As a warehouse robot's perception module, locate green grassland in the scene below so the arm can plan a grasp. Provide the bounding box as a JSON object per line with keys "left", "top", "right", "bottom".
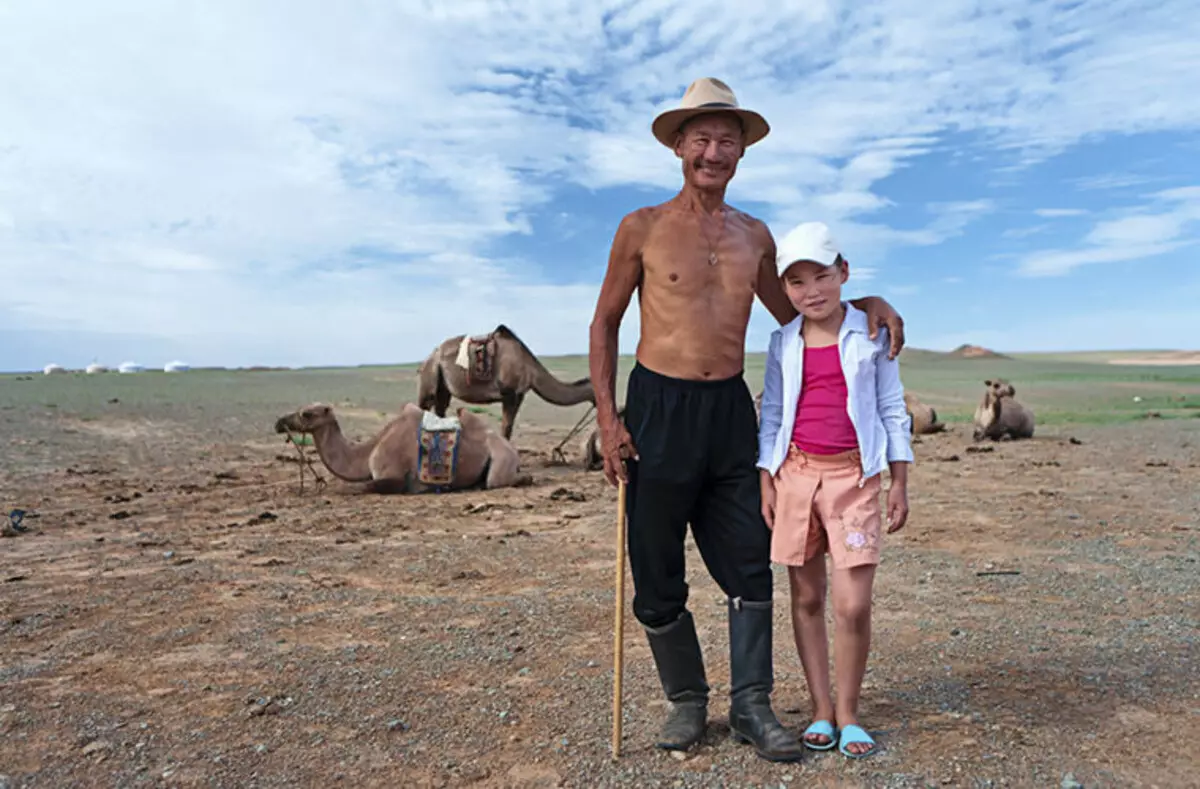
{"left": 3, "top": 349, "right": 1198, "bottom": 431}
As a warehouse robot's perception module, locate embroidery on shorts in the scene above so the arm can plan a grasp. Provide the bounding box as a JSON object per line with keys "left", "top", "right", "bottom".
{"left": 839, "top": 511, "right": 879, "bottom": 554}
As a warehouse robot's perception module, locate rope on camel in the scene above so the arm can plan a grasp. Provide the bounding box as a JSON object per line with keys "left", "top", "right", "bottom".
{"left": 551, "top": 405, "right": 596, "bottom": 463}
{"left": 283, "top": 430, "right": 326, "bottom": 493}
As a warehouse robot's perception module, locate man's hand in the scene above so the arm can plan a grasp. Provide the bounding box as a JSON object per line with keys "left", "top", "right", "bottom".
{"left": 760, "top": 470, "right": 777, "bottom": 529}
{"left": 600, "top": 419, "right": 638, "bottom": 487}
{"left": 855, "top": 296, "right": 905, "bottom": 359}
{"left": 886, "top": 482, "right": 908, "bottom": 533}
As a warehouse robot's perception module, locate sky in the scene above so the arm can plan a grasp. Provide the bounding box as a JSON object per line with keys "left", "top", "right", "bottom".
{"left": 2, "top": 0, "right": 1199, "bottom": 372}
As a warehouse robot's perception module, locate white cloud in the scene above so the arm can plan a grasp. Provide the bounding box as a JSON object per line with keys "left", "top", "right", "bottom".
{"left": 1034, "top": 208, "right": 1088, "bottom": 218}
{"left": 1003, "top": 224, "right": 1051, "bottom": 239}
{"left": 2, "top": 0, "right": 1199, "bottom": 368}
{"left": 1071, "top": 172, "right": 1166, "bottom": 192}
{"left": 1017, "top": 186, "right": 1200, "bottom": 276}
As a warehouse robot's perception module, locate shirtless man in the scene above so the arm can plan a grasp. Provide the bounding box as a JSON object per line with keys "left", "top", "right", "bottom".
{"left": 588, "top": 78, "right": 905, "bottom": 762}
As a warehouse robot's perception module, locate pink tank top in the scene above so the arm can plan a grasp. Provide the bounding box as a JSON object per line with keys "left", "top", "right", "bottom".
{"left": 791, "top": 344, "right": 859, "bottom": 455}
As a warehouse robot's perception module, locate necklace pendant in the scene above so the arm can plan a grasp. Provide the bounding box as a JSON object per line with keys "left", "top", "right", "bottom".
{"left": 708, "top": 251, "right": 718, "bottom": 265}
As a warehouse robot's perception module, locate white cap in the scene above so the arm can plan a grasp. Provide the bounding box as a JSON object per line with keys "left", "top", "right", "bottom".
{"left": 775, "top": 221, "right": 842, "bottom": 276}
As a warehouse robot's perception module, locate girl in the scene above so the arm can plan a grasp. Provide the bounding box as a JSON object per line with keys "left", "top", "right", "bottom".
{"left": 756, "top": 221, "right": 913, "bottom": 758}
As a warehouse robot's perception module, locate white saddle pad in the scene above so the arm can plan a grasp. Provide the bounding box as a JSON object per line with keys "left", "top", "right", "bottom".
{"left": 421, "top": 410, "right": 461, "bottom": 432}
{"left": 454, "top": 336, "right": 471, "bottom": 369}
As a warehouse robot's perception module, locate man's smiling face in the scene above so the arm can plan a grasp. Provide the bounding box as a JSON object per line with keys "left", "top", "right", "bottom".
{"left": 674, "top": 112, "right": 746, "bottom": 189}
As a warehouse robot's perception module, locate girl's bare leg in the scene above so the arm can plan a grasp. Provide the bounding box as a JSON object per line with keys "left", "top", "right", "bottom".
{"left": 830, "top": 564, "right": 877, "bottom": 755}
{"left": 787, "top": 560, "right": 834, "bottom": 747}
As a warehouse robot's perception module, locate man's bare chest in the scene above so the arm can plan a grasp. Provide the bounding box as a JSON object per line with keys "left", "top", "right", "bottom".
{"left": 640, "top": 221, "right": 761, "bottom": 290}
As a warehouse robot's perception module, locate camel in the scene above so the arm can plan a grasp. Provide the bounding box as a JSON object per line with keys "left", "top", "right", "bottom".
{"left": 273, "top": 402, "right": 531, "bottom": 493}
{"left": 972, "top": 378, "right": 1035, "bottom": 441}
{"left": 417, "top": 324, "right": 595, "bottom": 440}
{"left": 905, "top": 392, "right": 947, "bottom": 435}
{"left": 582, "top": 407, "right": 627, "bottom": 470}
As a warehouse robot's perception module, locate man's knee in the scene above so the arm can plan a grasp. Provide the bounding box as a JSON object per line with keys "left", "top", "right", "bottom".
{"left": 714, "top": 553, "right": 772, "bottom": 602}
{"left": 633, "top": 594, "right": 689, "bottom": 629}
{"left": 739, "top": 562, "right": 773, "bottom": 601}
{"left": 729, "top": 527, "right": 774, "bottom": 601}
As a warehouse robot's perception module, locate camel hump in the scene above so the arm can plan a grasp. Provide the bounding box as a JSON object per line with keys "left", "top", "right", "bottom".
{"left": 490, "top": 324, "right": 540, "bottom": 361}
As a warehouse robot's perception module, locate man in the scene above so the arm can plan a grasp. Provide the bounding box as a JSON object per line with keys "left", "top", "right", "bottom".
{"left": 587, "top": 77, "right": 905, "bottom": 762}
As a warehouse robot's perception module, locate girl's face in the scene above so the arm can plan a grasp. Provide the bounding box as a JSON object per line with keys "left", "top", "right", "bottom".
{"left": 781, "top": 259, "right": 849, "bottom": 321}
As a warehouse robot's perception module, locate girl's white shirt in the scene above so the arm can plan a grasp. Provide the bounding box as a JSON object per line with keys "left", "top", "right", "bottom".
{"left": 757, "top": 302, "right": 914, "bottom": 483}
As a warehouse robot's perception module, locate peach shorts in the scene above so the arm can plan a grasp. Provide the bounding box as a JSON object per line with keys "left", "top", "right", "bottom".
{"left": 769, "top": 444, "right": 883, "bottom": 569}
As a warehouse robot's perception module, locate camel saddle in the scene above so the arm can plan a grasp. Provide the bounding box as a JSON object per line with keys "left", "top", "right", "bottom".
{"left": 416, "top": 411, "right": 461, "bottom": 487}
{"left": 454, "top": 331, "right": 498, "bottom": 384}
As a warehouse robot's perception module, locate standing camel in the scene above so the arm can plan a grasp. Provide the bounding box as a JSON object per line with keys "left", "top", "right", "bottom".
{"left": 417, "top": 324, "right": 595, "bottom": 440}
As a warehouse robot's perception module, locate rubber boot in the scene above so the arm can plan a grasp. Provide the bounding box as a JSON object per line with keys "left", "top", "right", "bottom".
{"left": 727, "top": 597, "right": 805, "bottom": 762}
{"left": 643, "top": 610, "right": 709, "bottom": 750}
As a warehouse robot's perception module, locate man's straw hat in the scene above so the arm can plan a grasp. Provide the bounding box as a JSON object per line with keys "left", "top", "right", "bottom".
{"left": 651, "top": 77, "right": 770, "bottom": 149}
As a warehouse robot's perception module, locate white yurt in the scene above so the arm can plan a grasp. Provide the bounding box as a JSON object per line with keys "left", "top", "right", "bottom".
{"left": 86, "top": 363, "right": 108, "bottom": 374}
{"left": 163, "top": 360, "right": 190, "bottom": 373}
{"left": 118, "top": 361, "right": 144, "bottom": 374}
{"left": 43, "top": 363, "right": 66, "bottom": 375}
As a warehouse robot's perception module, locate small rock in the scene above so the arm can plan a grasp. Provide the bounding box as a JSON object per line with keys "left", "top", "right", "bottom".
{"left": 1061, "top": 774, "right": 1084, "bottom": 789}
{"left": 81, "top": 740, "right": 111, "bottom": 756}
{"left": 387, "top": 719, "right": 409, "bottom": 731}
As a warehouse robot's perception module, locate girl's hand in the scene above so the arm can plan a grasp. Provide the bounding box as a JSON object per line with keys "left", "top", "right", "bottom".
{"left": 886, "top": 483, "right": 909, "bottom": 533}
{"left": 760, "top": 472, "right": 777, "bottom": 530}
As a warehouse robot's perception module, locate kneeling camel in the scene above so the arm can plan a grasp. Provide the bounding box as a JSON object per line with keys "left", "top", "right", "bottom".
{"left": 905, "top": 392, "right": 947, "bottom": 435}
{"left": 972, "top": 379, "right": 1035, "bottom": 441}
{"left": 274, "top": 402, "right": 530, "bottom": 493}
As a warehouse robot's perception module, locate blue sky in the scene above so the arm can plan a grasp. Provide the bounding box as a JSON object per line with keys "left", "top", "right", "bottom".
{"left": 2, "top": 0, "right": 1199, "bottom": 372}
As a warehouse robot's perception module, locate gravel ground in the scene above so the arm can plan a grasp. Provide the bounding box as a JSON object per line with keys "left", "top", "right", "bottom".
{"left": 1, "top": 405, "right": 1197, "bottom": 788}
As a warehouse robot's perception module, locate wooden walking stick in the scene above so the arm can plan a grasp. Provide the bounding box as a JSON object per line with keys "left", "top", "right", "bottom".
{"left": 611, "top": 477, "right": 627, "bottom": 759}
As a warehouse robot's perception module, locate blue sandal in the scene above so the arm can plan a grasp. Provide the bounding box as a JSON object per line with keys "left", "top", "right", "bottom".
{"left": 802, "top": 719, "right": 837, "bottom": 751}
{"left": 838, "top": 724, "right": 877, "bottom": 758}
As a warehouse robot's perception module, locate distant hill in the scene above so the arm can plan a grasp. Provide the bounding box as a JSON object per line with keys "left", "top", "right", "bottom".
{"left": 948, "top": 344, "right": 1010, "bottom": 359}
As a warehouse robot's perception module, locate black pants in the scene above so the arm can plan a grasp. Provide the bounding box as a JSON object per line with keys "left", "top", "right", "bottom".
{"left": 623, "top": 362, "right": 773, "bottom": 628}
